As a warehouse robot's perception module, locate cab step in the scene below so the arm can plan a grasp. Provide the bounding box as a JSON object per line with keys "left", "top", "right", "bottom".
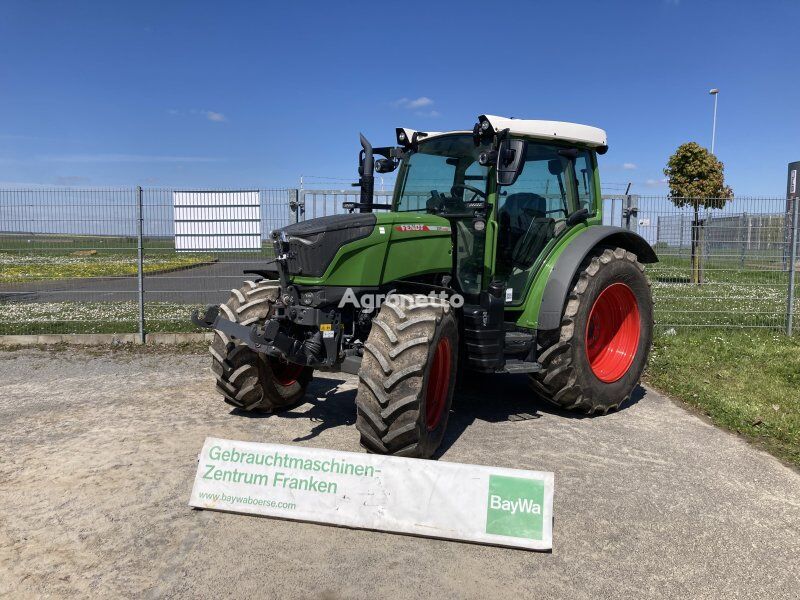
{"left": 504, "top": 330, "right": 535, "bottom": 353}
{"left": 500, "top": 359, "right": 542, "bottom": 374}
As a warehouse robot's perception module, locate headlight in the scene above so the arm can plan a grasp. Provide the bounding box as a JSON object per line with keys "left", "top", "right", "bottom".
{"left": 396, "top": 128, "right": 414, "bottom": 148}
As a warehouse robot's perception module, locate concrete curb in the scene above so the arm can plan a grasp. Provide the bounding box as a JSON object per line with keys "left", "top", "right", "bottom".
{"left": 0, "top": 332, "right": 214, "bottom": 346}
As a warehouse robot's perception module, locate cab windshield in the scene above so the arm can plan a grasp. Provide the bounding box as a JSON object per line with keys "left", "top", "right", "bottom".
{"left": 393, "top": 134, "right": 490, "bottom": 296}
{"left": 394, "top": 135, "right": 490, "bottom": 213}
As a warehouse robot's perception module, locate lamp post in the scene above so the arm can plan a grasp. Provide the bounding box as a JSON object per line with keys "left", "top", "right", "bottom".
{"left": 709, "top": 88, "right": 719, "bottom": 154}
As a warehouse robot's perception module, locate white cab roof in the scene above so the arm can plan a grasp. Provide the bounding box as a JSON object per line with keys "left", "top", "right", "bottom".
{"left": 479, "top": 115, "right": 607, "bottom": 147}
{"left": 398, "top": 115, "right": 607, "bottom": 148}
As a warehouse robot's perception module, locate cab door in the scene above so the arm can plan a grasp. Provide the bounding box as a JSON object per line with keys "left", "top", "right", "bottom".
{"left": 493, "top": 142, "right": 588, "bottom": 304}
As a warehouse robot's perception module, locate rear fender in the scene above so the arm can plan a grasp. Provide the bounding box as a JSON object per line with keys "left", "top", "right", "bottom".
{"left": 530, "top": 226, "right": 657, "bottom": 331}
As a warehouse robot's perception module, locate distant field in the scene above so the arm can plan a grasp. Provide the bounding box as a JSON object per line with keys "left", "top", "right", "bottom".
{"left": 0, "top": 233, "right": 797, "bottom": 334}
{"left": 648, "top": 251, "right": 798, "bottom": 330}
{"left": 0, "top": 252, "right": 218, "bottom": 283}
{"left": 0, "top": 233, "right": 275, "bottom": 284}
{"left": 0, "top": 232, "right": 276, "bottom": 254}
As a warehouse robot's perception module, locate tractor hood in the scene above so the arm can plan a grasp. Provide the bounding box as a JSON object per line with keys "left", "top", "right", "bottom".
{"left": 277, "top": 213, "right": 377, "bottom": 277}
{"left": 274, "top": 212, "right": 453, "bottom": 286}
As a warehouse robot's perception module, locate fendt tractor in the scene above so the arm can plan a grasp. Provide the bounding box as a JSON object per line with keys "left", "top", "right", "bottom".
{"left": 193, "top": 114, "right": 657, "bottom": 459}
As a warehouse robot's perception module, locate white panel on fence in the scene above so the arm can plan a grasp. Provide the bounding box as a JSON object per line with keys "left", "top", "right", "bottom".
{"left": 173, "top": 191, "right": 261, "bottom": 252}
{"left": 189, "top": 437, "right": 555, "bottom": 551}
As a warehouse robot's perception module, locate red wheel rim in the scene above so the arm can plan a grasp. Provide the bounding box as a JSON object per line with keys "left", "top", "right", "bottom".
{"left": 585, "top": 283, "right": 641, "bottom": 383}
{"left": 269, "top": 358, "right": 304, "bottom": 387}
{"left": 425, "top": 337, "right": 452, "bottom": 430}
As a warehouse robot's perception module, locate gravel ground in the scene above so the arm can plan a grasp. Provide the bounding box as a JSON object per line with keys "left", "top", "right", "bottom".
{"left": 0, "top": 347, "right": 798, "bottom": 599}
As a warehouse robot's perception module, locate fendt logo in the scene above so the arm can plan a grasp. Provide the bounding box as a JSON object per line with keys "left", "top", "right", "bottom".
{"left": 485, "top": 475, "right": 544, "bottom": 540}
{"left": 393, "top": 224, "right": 451, "bottom": 233}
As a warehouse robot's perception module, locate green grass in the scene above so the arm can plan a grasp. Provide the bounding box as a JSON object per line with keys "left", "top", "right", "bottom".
{"left": 0, "top": 301, "right": 206, "bottom": 335}
{"left": 0, "top": 233, "right": 276, "bottom": 283}
{"left": 0, "top": 251, "right": 217, "bottom": 283}
{"left": 0, "top": 233, "right": 175, "bottom": 253}
{"left": 646, "top": 329, "right": 800, "bottom": 468}
{"left": 648, "top": 253, "right": 798, "bottom": 329}
{"left": 0, "top": 232, "right": 276, "bottom": 254}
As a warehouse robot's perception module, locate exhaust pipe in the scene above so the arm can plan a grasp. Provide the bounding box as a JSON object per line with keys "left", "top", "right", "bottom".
{"left": 358, "top": 133, "right": 374, "bottom": 213}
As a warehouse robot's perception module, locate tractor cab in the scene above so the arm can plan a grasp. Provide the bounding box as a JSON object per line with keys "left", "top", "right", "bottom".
{"left": 389, "top": 115, "right": 608, "bottom": 307}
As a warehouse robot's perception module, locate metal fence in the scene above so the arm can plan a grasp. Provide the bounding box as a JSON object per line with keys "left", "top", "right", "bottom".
{"left": 635, "top": 196, "right": 799, "bottom": 332}
{"left": 0, "top": 188, "right": 798, "bottom": 338}
{"left": 0, "top": 187, "right": 293, "bottom": 338}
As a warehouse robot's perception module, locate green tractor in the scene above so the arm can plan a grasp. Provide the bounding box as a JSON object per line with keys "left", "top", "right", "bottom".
{"left": 193, "top": 114, "right": 656, "bottom": 459}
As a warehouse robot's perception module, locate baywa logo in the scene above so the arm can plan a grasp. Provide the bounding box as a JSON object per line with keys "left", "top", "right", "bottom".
{"left": 337, "top": 289, "right": 464, "bottom": 311}
{"left": 485, "top": 475, "right": 545, "bottom": 540}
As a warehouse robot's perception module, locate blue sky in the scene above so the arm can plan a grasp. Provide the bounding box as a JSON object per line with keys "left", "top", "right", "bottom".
{"left": 0, "top": 0, "right": 798, "bottom": 195}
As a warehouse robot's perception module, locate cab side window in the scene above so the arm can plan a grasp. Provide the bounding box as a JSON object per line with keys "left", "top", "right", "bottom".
{"left": 574, "top": 151, "right": 595, "bottom": 211}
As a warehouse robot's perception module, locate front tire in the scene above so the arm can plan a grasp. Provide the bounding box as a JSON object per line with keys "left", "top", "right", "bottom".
{"left": 210, "top": 280, "right": 312, "bottom": 412}
{"left": 355, "top": 294, "right": 458, "bottom": 459}
{"left": 529, "top": 247, "right": 653, "bottom": 414}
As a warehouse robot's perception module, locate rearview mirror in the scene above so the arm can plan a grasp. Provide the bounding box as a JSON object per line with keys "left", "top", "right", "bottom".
{"left": 496, "top": 138, "right": 527, "bottom": 186}
{"left": 547, "top": 159, "right": 563, "bottom": 176}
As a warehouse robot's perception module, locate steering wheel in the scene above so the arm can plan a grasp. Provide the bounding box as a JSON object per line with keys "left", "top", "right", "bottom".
{"left": 451, "top": 184, "right": 487, "bottom": 204}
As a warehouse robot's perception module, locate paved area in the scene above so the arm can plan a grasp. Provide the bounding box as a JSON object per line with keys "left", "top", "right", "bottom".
{"left": 0, "top": 347, "right": 798, "bottom": 599}
{"left": 0, "top": 258, "right": 256, "bottom": 304}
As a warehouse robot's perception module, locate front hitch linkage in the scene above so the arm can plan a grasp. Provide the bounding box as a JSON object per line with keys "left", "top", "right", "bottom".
{"left": 191, "top": 305, "right": 278, "bottom": 352}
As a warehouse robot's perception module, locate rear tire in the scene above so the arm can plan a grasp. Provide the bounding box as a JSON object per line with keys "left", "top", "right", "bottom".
{"left": 210, "top": 280, "right": 312, "bottom": 412}
{"left": 529, "top": 247, "right": 653, "bottom": 414}
{"left": 355, "top": 294, "right": 458, "bottom": 459}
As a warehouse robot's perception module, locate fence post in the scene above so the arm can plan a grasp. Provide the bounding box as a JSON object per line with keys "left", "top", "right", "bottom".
{"left": 288, "top": 189, "right": 298, "bottom": 224}
{"left": 288, "top": 188, "right": 305, "bottom": 224}
{"left": 787, "top": 196, "right": 799, "bottom": 336}
{"left": 136, "top": 185, "right": 145, "bottom": 344}
{"left": 739, "top": 213, "right": 747, "bottom": 270}
{"left": 623, "top": 194, "right": 639, "bottom": 233}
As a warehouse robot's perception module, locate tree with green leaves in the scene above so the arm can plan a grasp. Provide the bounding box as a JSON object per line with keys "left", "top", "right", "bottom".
{"left": 663, "top": 142, "right": 733, "bottom": 284}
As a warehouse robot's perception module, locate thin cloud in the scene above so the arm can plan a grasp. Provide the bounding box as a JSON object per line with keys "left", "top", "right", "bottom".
{"left": 0, "top": 133, "right": 52, "bottom": 141}
{"left": 0, "top": 179, "right": 73, "bottom": 187}
{"left": 407, "top": 97, "right": 433, "bottom": 109}
{"left": 41, "top": 154, "right": 221, "bottom": 163}
{"left": 391, "top": 97, "right": 435, "bottom": 110}
{"left": 623, "top": 163, "right": 637, "bottom": 170}
{"left": 168, "top": 108, "right": 227, "bottom": 122}
{"left": 54, "top": 175, "right": 91, "bottom": 185}
{"left": 414, "top": 110, "right": 441, "bottom": 118}
{"left": 645, "top": 177, "right": 668, "bottom": 187}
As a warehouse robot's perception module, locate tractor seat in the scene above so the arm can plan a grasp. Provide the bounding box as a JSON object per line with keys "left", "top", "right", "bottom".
{"left": 498, "top": 193, "right": 547, "bottom": 230}
{"left": 498, "top": 194, "right": 555, "bottom": 270}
